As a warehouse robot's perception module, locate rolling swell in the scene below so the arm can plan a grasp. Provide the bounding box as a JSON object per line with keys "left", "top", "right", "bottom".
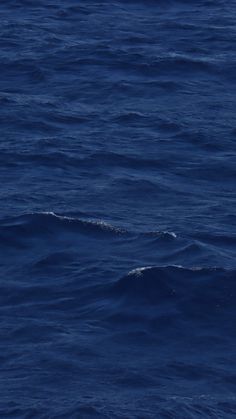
{"left": 1, "top": 0, "right": 236, "bottom": 417}
{"left": 0, "top": 212, "right": 127, "bottom": 241}
{"left": 1, "top": 244, "right": 235, "bottom": 417}
{"left": 110, "top": 266, "right": 235, "bottom": 325}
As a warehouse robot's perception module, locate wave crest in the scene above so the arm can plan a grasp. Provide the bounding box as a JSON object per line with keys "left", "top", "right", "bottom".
{"left": 109, "top": 266, "right": 236, "bottom": 326}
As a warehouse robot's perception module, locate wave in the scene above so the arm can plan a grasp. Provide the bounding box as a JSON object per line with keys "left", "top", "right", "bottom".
{"left": 0, "top": 212, "right": 127, "bottom": 241}
{"left": 0, "top": 212, "right": 178, "bottom": 241}
{"left": 1, "top": 212, "right": 235, "bottom": 269}
{"left": 107, "top": 265, "right": 236, "bottom": 329}
{"left": 0, "top": 149, "right": 167, "bottom": 170}
{"left": 2, "top": 396, "right": 235, "bottom": 419}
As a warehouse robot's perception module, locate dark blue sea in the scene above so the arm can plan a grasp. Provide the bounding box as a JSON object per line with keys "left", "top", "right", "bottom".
{"left": 0, "top": 0, "right": 236, "bottom": 417}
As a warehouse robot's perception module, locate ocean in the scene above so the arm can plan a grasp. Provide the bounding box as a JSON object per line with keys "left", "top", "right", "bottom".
{"left": 0, "top": 0, "right": 236, "bottom": 417}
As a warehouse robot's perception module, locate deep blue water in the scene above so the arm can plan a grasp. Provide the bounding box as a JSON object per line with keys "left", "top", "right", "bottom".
{"left": 0, "top": 0, "right": 236, "bottom": 417}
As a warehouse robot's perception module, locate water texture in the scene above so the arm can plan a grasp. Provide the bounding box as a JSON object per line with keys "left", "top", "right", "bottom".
{"left": 0, "top": 0, "right": 236, "bottom": 417}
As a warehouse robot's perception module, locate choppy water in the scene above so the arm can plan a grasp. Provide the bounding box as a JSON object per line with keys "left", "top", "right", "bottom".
{"left": 0, "top": 1, "right": 236, "bottom": 417}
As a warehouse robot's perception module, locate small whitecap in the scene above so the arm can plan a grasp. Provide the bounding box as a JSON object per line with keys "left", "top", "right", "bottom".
{"left": 128, "top": 266, "right": 153, "bottom": 277}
